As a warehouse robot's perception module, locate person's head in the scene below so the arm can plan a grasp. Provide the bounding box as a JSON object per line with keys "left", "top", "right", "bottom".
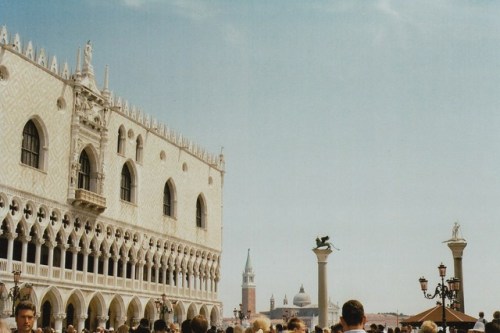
{"left": 181, "top": 320, "right": 192, "bottom": 333}
{"left": 480, "top": 313, "right": 485, "bottom": 319}
{"left": 154, "top": 320, "right": 167, "bottom": 333}
{"left": 394, "top": 327, "right": 400, "bottom": 333}
{"left": 276, "top": 325, "right": 283, "bottom": 333}
{"left": 36, "top": 328, "right": 43, "bottom": 333}
{"left": 109, "top": 327, "right": 115, "bottom": 333}
{"left": 68, "top": 326, "right": 76, "bottom": 333}
{"left": 340, "top": 300, "right": 365, "bottom": 330}
{"left": 253, "top": 318, "right": 270, "bottom": 333}
{"left": 418, "top": 321, "right": 438, "bottom": 333}
{"left": 485, "top": 322, "right": 500, "bottom": 333}
{"left": 117, "top": 325, "right": 130, "bottom": 333}
{"left": 191, "top": 315, "right": 208, "bottom": 333}
{"left": 331, "top": 323, "right": 343, "bottom": 333}
{"left": 15, "top": 301, "right": 37, "bottom": 333}
{"left": 234, "top": 326, "right": 244, "bottom": 333}
{"left": 226, "top": 327, "right": 234, "bottom": 333}
{"left": 494, "top": 312, "right": 500, "bottom": 323}
{"left": 287, "top": 318, "right": 306, "bottom": 333}
{"left": 170, "top": 324, "right": 180, "bottom": 333}
{"left": 140, "top": 319, "right": 150, "bottom": 329}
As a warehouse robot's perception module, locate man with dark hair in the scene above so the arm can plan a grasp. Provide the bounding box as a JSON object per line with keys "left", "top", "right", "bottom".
{"left": 340, "top": 300, "right": 366, "bottom": 333}
{"left": 181, "top": 320, "right": 192, "bottom": 333}
{"left": 331, "top": 323, "right": 343, "bottom": 333}
{"left": 287, "top": 318, "right": 306, "bottom": 333}
{"left": 485, "top": 322, "right": 500, "bottom": 333}
{"left": 15, "top": 301, "right": 37, "bottom": 333}
{"left": 135, "top": 319, "right": 151, "bottom": 333}
{"left": 190, "top": 315, "right": 208, "bottom": 333}
{"left": 153, "top": 320, "right": 168, "bottom": 333}
{"left": 493, "top": 311, "right": 500, "bottom": 325}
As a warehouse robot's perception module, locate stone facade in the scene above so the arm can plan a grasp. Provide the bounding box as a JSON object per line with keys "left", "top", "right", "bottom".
{"left": 0, "top": 26, "right": 225, "bottom": 332}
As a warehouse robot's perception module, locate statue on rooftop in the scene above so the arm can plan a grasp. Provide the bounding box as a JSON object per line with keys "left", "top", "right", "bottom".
{"left": 84, "top": 40, "right": 92, "bottom": 65}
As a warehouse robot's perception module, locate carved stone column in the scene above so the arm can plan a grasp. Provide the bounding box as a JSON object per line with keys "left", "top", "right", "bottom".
{"left": 54, "top": 313, "right": 66, "bottom": 333}
{"left": 35, "top": 237, "right": 44, "bottom": 275}
{"left": 21, "top": 235, "right": 31, "bottom": 271}
{"left": 47, "top": 241, "right": 56, "bottom": 273}
{"left": 60, "top": 244, "right": 69, "bottom": 280}
{"left": 448, "top": 240, "right": 467, "bottom": 313}
{"left": 77, "top": 314, "right": 88, "bottom": 333}
{"left": 71, "top": 246, "right": 80, "bottom": 281}
{"left": 82, "top": 248, "right": 90, "bottom": 281}
{"left": 121, "top": 255, "right": 128, "bottom": 280}
{"left": 93, "top": 250, "right": 101, "bottom": 281}
{"left": 313, "top": 247, "right": 333, "bottom": 328}
{"left": 7, "top": 232, "right": 16, "bottom": 272}
{"left": 103, "top": 252, "right": 110, "bottom": 285}
{"left": 97, "top": 315, "right": 109, "bottom": 330}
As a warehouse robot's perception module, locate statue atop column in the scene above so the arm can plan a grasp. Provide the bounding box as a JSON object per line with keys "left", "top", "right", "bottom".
{"left": 443, "top": 222, "right": 465, "bottom": 243}
{"left": 315, "top": 235, "right": 339, "bottom": 250}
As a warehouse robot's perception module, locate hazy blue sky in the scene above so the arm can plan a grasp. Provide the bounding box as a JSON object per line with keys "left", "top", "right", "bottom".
{"left": 2, "top": 0, "right": 499, "bottom": 319}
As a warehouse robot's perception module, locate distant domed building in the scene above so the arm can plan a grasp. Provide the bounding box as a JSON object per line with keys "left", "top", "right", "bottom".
{"left": 260, "top": 285, "right": 340, "bottom": 329}
{"left": 293, "top": 285, "right": 311, "bottom": 307}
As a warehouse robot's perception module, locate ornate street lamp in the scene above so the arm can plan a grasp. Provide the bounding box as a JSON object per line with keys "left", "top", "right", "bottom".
{"left": 155, "top": 293, "right": 176, "bottom": 319}
{"left": 0, "top": 270, "right": 33, "bottom": 317}
{"left": 233, "top": 304, "right": 251, "bottom": 325}
{"left": 419, "top": 263, "right": 460, "bottom": 332}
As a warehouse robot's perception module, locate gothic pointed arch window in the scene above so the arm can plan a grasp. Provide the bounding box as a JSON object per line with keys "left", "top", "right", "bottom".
{"left": 120, "top": 162, "right": 137, "bottom": 204}
{"left": 163, "top": 181, "right": 174, "bottom": 216}
{"left": 21, "top": 120, "right": 40, "bottom": 168}
{"left": 196, "top": 195, "right": 206, "bottom": 229}
{"left": 121, "top": 164, "right": 132, "bottom": 202}
{"left": 78, "top": 150, "right": 91, "bottom": 190}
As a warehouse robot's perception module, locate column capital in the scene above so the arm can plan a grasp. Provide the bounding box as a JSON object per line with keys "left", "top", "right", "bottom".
{"left": 447, "top": 241, "right": 467, "bottom": 258}
{"left": 54, "top": 313, "right": 66, "bottom": 320}
{"left": 312, "top": 248, "right": 333, "bottom": 263}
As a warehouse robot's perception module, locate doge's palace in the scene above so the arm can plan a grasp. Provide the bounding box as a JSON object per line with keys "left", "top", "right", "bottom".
{"left": 0, "top": 26, "right": 225, "bottom": 332}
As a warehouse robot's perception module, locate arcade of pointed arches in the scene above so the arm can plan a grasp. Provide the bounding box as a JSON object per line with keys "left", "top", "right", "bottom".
{"left": 0, "top": 192, "right": 221, "bottom": 330}
{"left": 6, "top": 286, "right": 220, "bottom": 332}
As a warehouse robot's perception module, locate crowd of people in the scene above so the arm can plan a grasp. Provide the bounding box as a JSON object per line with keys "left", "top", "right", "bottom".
{"left": 1, "top": 300, "right": 499, "bottom": 333}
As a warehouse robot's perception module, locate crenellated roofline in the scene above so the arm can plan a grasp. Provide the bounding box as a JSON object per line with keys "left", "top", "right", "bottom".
{"left": 0, "top": 25, "right": 225, "bottom": 172}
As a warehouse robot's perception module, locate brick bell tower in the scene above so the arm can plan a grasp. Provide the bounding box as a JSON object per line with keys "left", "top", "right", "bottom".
{"left": 241, "top": 249, "right": 256, "bottom": 317}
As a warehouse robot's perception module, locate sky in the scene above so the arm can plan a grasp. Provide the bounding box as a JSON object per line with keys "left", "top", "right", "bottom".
{"left": 1, "top": 0, "right": 499, "bottom": 320}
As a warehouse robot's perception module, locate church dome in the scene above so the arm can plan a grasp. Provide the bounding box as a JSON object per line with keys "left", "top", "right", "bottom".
{"left": 293, "top": 285, "right": 311, "bottom": 307}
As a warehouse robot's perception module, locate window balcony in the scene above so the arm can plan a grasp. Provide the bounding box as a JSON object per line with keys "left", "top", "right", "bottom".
{"left": 72, "top": 189, "right": 107, "bottom": 213}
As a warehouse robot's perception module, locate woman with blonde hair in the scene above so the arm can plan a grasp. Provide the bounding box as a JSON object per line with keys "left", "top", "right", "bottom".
{"left": 117, "top": 324, "right": 129, "bottom": 333}
{"left": 252, "top": 318, "right": 271, "bottom": 333}
{"left": 419, "top": 321, "right": 438, "bottom": 333}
